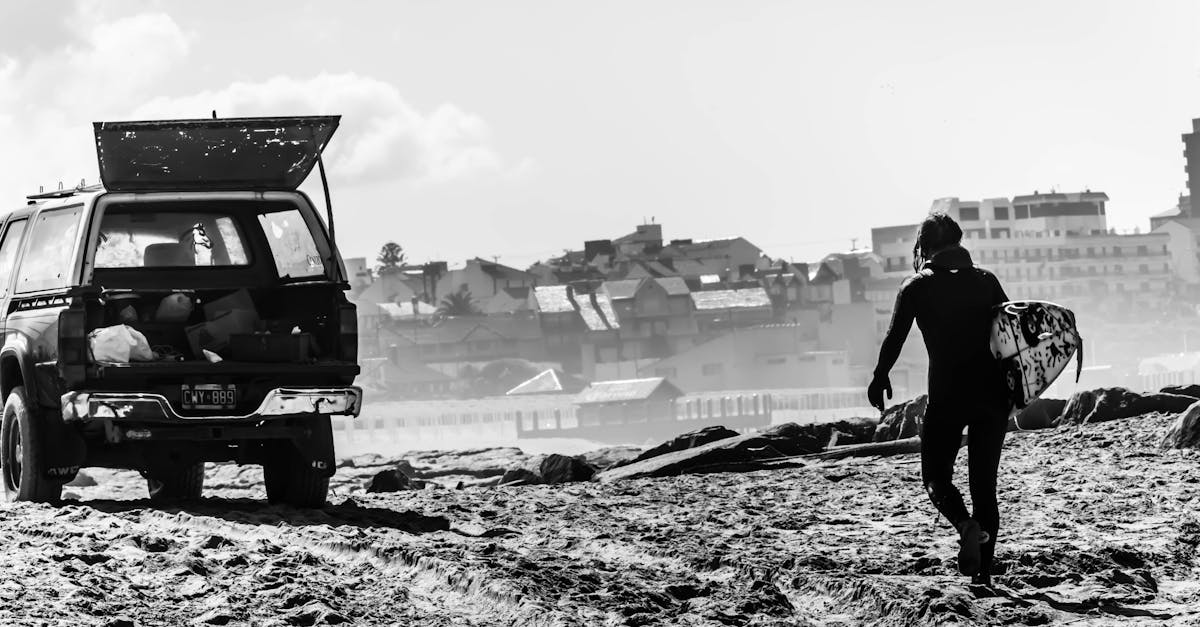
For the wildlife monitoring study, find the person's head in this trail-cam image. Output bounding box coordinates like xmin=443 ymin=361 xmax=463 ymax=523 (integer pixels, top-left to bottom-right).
xmin=912 ymin=211 xmax=962 ymax=270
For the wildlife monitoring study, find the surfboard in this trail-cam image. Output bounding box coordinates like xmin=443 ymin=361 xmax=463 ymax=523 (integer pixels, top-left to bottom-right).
xmin=989 ymin=300 xmax=1083 ymax=409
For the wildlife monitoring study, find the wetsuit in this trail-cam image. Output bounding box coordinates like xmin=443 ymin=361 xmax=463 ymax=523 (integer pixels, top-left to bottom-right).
xmin=872 ymin=245 xmax=1011 ymax=574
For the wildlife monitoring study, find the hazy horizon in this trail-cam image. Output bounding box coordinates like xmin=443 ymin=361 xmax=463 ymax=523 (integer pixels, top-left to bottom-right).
xmin=2 ymin=1 xmax=1198 ymax=270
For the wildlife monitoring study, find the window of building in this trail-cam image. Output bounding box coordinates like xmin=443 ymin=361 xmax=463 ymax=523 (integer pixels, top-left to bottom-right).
xmin=1137 ymin=245 xmax=1148 ymax=255
xmin=958 ymin=207 xmax=980 ymax=221
xmin=1113 ymin=247 xmax=1123 ymax=256
xmin=1015 ymin=205 xmax=1029 ymax=219
xmin=1141 ymin=282 xmax=1151 ymax=292
xmin=765 ymin=357 xmax=787 ymax=366
xmin=1139 ymin=264 xmax=1149 ymax=274
xmin=16 ymin=206 xmax=83 ymax=293
xmin=701 ymin=363 xmax=723 ymax=376
xmin=993 ymin=206 xmax=1009 ymax=220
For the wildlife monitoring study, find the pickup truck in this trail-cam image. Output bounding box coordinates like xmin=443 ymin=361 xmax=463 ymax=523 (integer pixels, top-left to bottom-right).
xmin=0 ymin=116 xmax=362 ymax=507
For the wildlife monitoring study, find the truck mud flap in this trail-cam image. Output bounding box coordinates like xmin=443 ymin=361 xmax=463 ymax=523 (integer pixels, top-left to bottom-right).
xmin=41 ymin=414 xmax=86 ymax=482
xmin=285 ymin=416 xmax=335 ymax=478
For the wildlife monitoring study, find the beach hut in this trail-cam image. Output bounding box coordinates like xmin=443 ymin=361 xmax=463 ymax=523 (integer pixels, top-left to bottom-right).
xmin=574 ymin=377 xmax=683 ymax=427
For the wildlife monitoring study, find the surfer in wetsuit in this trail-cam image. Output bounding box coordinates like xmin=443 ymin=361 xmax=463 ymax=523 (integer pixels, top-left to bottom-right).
xmin=868 ymin=211 xmax=1011 ymax=587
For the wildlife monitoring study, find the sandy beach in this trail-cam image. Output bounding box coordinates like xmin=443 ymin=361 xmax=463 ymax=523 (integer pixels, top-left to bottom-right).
xmin=0 ymin=411 xmax=1196 ymax=626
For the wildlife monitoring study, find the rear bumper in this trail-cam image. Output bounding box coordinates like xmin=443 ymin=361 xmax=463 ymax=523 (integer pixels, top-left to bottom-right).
xmin=61 ymin=387 xmax=363 ymax=423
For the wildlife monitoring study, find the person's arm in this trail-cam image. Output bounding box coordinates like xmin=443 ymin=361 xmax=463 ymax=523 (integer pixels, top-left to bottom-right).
xmin=873 ymin=278 xmax=916 ymax=378
xmin=990 ymin=272 xmax=1009 ymax=305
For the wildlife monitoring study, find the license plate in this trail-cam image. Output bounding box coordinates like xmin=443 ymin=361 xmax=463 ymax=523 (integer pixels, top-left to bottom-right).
xmin=181 ymin=384 xmax=236 ymax=410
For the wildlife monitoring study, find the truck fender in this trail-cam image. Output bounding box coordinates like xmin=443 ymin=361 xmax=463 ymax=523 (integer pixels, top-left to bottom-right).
xmin=0 ymin=349 xmax=85 ymax=481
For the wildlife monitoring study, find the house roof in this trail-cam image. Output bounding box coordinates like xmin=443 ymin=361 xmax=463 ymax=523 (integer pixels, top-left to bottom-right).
xmin=575 ymin=377 xmax=682 ymax=405
xmin=1152 ymin=206 xmax=1183 ymax=219
xmin=576 ymin=292 xmax=618 ymax=331
xmin=593 ymin=292 xmax=620 ymax=328
xmin=473 ymin=257 xmax=532 ymax=280
xmin=603 ymin=279 xmax=644 ymax=300
xmin=506 ymin=369 xmax=590 ymax=396
xmin=378 ymin=301 xmax=439 ymax=318
xmin=654 ymin=276 xmax=690 ymax=296
xmin=690 ymin=287 xmax=772 ymax=310
xmin=533 ymin=285 xmax=575 ymax=313
xmin=625 ymin=260 xmax=678 ymax=279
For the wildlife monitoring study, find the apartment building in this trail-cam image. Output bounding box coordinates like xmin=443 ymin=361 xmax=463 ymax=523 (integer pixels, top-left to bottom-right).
xmin=872 ymin=191 xmax=1172 ymax=313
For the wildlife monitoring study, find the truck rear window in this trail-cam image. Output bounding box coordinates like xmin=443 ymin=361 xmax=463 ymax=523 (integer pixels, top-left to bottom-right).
xmin=258 ymin=209 xmax=324 ymax=279
xmin=95 ymin=211 xmax=249 ymax=268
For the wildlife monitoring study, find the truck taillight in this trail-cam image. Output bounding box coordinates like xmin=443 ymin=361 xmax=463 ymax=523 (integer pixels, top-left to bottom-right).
xmin=58 ymin=308 xmax=88 ymax=385
xmin=338 ymin=303 xmax=357 ymax=362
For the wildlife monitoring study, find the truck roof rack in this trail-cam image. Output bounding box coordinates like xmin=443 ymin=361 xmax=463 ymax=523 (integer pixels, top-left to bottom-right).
xmin=27 ymin=182 xmax=104 ymax=200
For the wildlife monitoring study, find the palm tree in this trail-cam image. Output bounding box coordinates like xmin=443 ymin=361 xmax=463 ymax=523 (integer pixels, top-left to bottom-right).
xmin=438 ymin=290 xmax=479 ymax=316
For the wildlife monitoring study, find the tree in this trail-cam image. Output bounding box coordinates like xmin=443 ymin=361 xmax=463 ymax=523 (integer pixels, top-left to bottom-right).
xmin=438 ymin=290 xmax=479 ymax=316
xmin=376 ymin=242 xmax=406 ymax=276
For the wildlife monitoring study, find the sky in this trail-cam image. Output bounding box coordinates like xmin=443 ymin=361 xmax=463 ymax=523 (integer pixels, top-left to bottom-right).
xmin=1 ymin=1 xmax=1198 ymax=270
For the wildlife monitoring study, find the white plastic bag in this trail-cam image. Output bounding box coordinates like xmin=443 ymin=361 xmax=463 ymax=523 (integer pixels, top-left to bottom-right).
xmin=88 ymin=325 xmax=155 ymax=362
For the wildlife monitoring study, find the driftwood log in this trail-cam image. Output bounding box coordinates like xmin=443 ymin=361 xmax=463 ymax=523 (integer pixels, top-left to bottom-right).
xmin=807 ymin=437 xmax=922 ymax=461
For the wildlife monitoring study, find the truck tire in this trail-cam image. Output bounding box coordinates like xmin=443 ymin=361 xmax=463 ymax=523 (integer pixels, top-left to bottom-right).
xmin=1 ymin=386 xmax=64 ymax=503
xmin=263 ymin=443 xmax=330 ymax=509
xmin=145 ymin=462 xmax=205 ymax=503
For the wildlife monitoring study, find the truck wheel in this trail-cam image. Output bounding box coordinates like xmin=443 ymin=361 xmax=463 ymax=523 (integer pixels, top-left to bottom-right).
xmin=263 ymin=445 xmax=330 ymax=509
xmin=1 ymin=386 xmax=63 ymax=503
xmin=145 ymin=462 xmax=205 ymax=503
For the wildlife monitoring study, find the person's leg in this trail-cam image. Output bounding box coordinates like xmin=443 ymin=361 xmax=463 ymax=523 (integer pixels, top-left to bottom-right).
xmin=920 ymin=404 xmax=970 ymax=529
xmin=967 ymin=402 xmax=1010 ymax=582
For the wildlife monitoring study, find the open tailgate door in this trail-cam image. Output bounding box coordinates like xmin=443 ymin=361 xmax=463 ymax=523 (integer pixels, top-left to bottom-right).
xmin=94 ymin=116 xmax=340 ymax=192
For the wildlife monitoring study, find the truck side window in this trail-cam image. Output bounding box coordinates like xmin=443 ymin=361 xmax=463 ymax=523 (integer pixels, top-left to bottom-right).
xmin=16 ymin=207 xmax=83 ymax=293
xmin=0 ymin=220 xmax=28 ymax=298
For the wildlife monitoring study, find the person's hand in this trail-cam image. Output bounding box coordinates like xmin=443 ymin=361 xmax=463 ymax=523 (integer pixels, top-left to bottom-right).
xmin=868 ymin=374 xmax=892 ymax=412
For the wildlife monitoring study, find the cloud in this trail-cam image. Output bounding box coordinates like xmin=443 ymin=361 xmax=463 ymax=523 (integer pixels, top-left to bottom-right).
xmin=0 ymin=9 xmax=521 ymax=199
xmin=132 ymin=73 xmax=512 ymax=186
xmin=0 ymin=10 xmax=191 ymax=194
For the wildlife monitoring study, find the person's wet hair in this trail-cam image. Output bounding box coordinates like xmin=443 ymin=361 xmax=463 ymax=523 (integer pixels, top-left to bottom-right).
xmin=912 ymin=211 xmax=963 ymax=270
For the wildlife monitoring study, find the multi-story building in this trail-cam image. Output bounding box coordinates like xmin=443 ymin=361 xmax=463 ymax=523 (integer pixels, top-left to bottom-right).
xmin=872 ymin=192 xmax=1172 ymax=315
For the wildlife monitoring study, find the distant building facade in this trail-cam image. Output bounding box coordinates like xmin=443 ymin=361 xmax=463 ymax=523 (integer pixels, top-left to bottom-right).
xmin=639 ymin=323 xmax=848 ymax=392
xmin=872 ymin=192 xmax=1173 ymax=315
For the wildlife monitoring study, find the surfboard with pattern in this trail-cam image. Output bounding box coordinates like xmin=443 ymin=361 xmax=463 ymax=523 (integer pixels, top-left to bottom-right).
xmin=989 ymin=300 xmax=1083 ymax=409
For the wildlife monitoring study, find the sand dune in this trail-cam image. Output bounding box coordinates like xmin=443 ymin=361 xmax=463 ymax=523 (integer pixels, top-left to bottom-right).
xmin=0 ymin=412 xmax=1197 ymax=625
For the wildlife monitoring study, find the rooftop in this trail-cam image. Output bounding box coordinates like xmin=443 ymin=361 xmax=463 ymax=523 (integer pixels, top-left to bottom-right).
xmin=654 ymin=276 xmax=690 ymax=296
xmin=506 ymin=369 xmax=590 ymax=396
xmin=533 ymin=285 xmax=575 ymax=313
xmin=690 ymin=287 xmax=772 ymax=310
xmin=604 ymin=279 xmax=644 ymax=300
xmin=575 ymin=377 xmax=682 ymax=405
